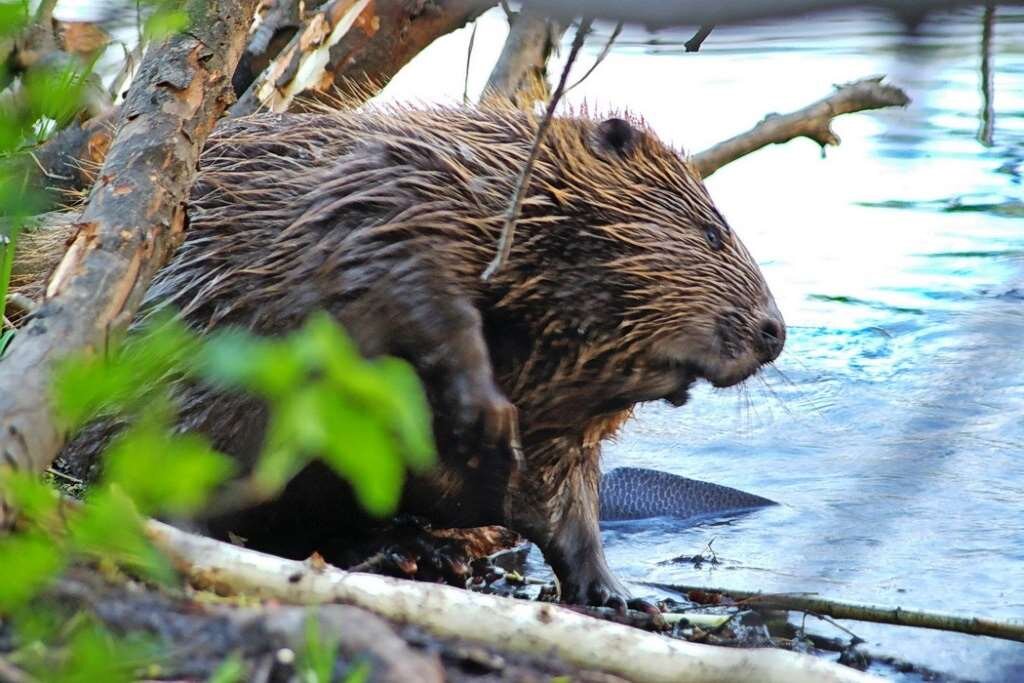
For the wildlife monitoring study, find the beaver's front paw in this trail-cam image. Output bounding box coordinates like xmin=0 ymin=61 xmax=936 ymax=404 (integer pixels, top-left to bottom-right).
xmin=447 ymin=373 xmax=523 ymax=469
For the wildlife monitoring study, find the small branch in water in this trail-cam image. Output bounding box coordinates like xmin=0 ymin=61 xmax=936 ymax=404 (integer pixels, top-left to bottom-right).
xmin=684 ymin=24 xmax=715 ymax=52
xmin=482 ymin=17 xmax=593 ymax=281
xmin=645 ymin=581 xmax=1024 ymax=643
xmin=977 ymin=3 xmax=995 ymax=146
xmin=691 ymin=76 xmax=910 ymax=178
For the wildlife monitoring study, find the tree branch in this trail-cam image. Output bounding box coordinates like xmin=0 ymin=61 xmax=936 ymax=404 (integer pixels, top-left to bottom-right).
xmin=692 ymin=76 xmax=910 ymax=178
xmin=0 ymin=0 xmax=260 ymax=522
xmin=648 ymin=582 xmax=1024 ymax=644
xmin=231 ymin=0 xmax=495 ymax=116
xmin=146 ymin=519 xmax=883 ymax=683
xmin=481 ymin=5 xmax=565 ymax=107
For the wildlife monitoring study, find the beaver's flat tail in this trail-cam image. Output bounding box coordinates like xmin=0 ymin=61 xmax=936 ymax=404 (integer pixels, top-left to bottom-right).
xmin=599 ymin=466 xmax=775 ymax=522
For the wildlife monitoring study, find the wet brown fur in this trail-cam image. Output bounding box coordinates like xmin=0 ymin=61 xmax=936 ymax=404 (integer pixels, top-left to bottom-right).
xmin=34 ymin=104 xmax=783 ymax=605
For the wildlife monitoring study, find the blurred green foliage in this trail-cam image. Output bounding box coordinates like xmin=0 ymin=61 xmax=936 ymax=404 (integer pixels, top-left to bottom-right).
xmin=1 ymin=311 xmax=435 ymax=679
xmin=2 ymin=5 xmax=431 ymax=679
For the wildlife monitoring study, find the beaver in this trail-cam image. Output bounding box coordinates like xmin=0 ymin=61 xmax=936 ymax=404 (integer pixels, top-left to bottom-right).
xmin=34 ymin=105 xmax=785 ymax=606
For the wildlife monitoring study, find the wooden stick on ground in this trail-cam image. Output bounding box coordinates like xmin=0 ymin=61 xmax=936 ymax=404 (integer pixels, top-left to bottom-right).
xmin=691 ymin=76 xmax=910 ymax=178
xmin=0 ymin=0 xmax=260 ymax=525
xmin=146 ymin=519 xmax=883 ymax=683
xmin=646 ymin=582 xmax=1024 ymax=643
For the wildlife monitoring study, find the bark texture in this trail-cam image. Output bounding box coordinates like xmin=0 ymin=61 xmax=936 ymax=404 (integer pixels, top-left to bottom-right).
xmin=692 ymin=76 xmax=910 ymax=178
xmin=231 ymin=0 xmax=495 ymax=116
xmin=0 ymin=0 xmax=260 ymax=523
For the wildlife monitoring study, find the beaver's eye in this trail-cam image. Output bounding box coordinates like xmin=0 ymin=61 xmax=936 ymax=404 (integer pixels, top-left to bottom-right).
xmin=704 ymin=224 xmax=723 ymax=251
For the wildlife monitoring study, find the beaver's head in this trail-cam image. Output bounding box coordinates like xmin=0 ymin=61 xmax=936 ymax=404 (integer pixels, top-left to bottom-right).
xmin=495 ymin=114 xmax=784 ymax=422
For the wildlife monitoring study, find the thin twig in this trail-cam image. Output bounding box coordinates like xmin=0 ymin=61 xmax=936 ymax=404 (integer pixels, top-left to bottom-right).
xmin=46 ymin=466 xmax=83 ymax=484
xmin=463 ymin=21 xmax=478 ymax=105
xmin=481 ymin=17 xmax=593 ymax=281
xmin=684 ymin=24 xmax=715 ymax=52
xmin=645 ymin=581 xmax=1024 ymax=643
xmin=563 ymin=21 xmax=622 ymax=94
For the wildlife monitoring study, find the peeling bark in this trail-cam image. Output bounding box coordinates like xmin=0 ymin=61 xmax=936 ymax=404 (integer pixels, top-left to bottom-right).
xmin=0 ymin=0 xmax=259 ymax=524
xmin=30 ymin=109 xmax=117 ymax=200
xmin=692 ymin=76 xmax=910 ymax=178
xmin=231 ymin=0 xmax=496 ymax=116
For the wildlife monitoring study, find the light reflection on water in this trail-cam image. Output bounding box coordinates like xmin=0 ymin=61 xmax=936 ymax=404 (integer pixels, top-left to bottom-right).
xmin=379 ymin=7 xmax=1023 ymax=680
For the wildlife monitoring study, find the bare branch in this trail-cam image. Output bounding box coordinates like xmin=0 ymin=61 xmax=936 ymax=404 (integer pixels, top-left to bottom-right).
xmin=648 ymin=581 xmax=1024 ymax=643
xmin=481 ymin=6 xmax=565 ymax=107
xmin=0 ymin=0 xmax=260 ymax=519
xmin=231 ymin=0 xmax=495 ymax=116
xmin=692 ymin=76 xmax=911 ymax=178
xmin=684 ymin=24 xmax=714 ymax=52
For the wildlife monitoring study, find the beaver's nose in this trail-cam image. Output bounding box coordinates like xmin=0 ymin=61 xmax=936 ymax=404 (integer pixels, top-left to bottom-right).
xmin=755 ymin=316 xmax=785 ymax=362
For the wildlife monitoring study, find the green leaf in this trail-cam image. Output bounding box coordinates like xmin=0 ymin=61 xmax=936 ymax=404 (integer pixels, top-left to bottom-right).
xmin=103 ymin=418 xmax=234 ymax=516
xmin=49 ymin=619 xmax=157 ymax=683
xmin=319 ymin=394 xmax=403 ymax=517
xmin=0 ymin=329 xmax=14 ymax=357
xmin=209 ymin=652 xmax=246 ymax=683
xmin=144 ymin=8 xmax=190 ymax=40
xmin=53 ymin=315 xmax=195 ymax=428
xmin=371 ymin=357 xmax=435 ymax=470
xmin=0 ymin=3 xmax=28 ymax=38
xmin=0 ymin=532 xmax=65 ymax=612
xmin=198 ymin=330 xmax=304 ymax=398
xmin=23 ymin=63 xmax=89 ymax=130
xmin=297 ymin=612 xmax=339 ymax=683
xmin=344 ymin=661 xmax=371 ymax=683
xmin=68 ymin=487 xmax=174 ymax=584
xmin=0 ymin=470 xmax=60 ymax=526
xmin=0 ymin=222 xmax=16 ymax=320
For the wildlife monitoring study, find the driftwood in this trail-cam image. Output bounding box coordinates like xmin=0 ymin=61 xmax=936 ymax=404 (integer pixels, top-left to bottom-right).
xmin=230 ymin=0 xmax=494 ymax=116
xmin=691 ymin=76 xmax=910 ymax=178
xmin=649 ymin=582 xmax=1024 ymax=644
xmin=0 ymin=0 xmax=260 ymax=525
xmin=481 ymin=6 xmax=565 ymax=107
xmin=147 ymin=519 xmax=883 ymax=683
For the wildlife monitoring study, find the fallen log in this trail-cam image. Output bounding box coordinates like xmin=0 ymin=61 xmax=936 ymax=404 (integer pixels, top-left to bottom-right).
xmin=147 ymin=519 xmax=883 ymax=683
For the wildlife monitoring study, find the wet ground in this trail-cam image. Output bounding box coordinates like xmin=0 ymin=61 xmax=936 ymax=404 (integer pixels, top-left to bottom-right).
xmin=380 ymin=7 xmax=1024 ymax=681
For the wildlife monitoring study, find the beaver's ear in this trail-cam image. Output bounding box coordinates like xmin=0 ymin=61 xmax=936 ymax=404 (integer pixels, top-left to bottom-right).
xmin=594 ymin=117 xmax=639 ymax=158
